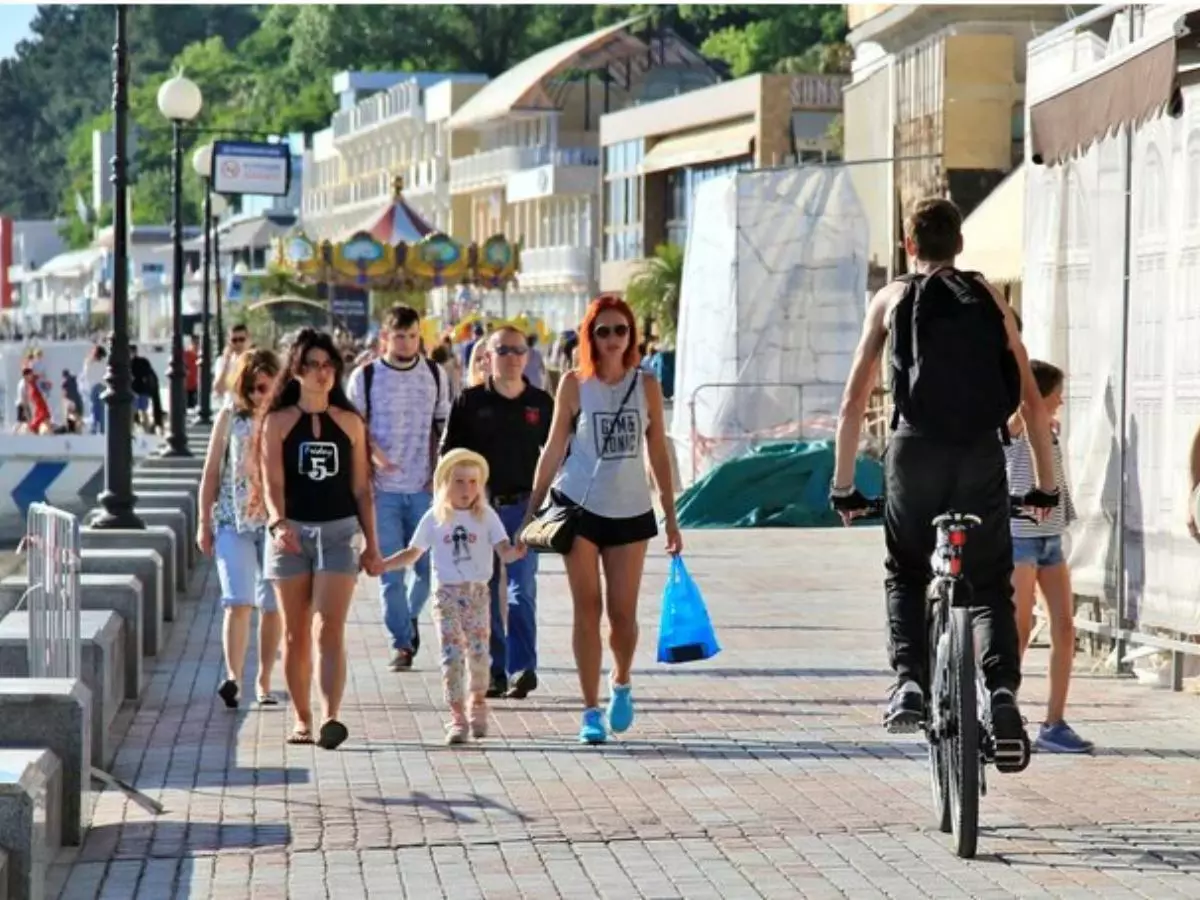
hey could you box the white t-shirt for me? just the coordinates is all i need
[411,506,508,585]
[346,358,450,494]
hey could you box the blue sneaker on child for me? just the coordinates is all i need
[607,680,635,734]
[579,708,607,745]
[1036,721,1094,754]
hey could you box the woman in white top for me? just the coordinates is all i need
[525,295,682,745]
[81,344,107,434]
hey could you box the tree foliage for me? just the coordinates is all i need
[0,4,847,248]
[625,243,685,342]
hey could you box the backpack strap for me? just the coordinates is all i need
[888,275,926,430]
[362,360,375,422]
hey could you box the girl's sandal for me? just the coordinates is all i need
[286,728,313,745]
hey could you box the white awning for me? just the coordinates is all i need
[446,18,647,131]
[34,247,106,280]
[956,164,1025,284]
[639,120,756,175]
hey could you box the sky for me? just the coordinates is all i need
[0,5,36,61]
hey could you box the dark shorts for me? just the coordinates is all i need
[552,490,658,549]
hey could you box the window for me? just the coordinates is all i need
[662,157,753,251]
[602,139,645,261]
[1188,132,1200,228]
[1137,144,1166,236]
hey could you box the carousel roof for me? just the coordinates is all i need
[361,190,435,245]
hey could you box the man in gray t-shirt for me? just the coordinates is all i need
[346,305,450,671]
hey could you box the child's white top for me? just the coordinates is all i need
[411,506,508,584]
[1004,428,1076,538]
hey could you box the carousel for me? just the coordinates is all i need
[275,176,530,341]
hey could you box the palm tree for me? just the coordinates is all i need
[625,242,684,342]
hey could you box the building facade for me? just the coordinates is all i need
[301,71,488,241]
[598,72,847,294]
[843,3,1074,288]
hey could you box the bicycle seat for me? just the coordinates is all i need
[932,512,982,528]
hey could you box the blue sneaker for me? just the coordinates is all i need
[1036,721,1094,754]
[579,708,607,745]
[607,680,635,734]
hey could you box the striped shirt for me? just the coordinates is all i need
[1004,428,1076,538]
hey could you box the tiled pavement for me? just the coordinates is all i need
[49,528,1200,899]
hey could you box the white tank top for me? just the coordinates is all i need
[553,369,652,519]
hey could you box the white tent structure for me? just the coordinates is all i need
[670,167,868,483]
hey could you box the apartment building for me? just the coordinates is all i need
[445,19,718,331]
[598,72,847,294]
[301,71,488,241]
[843,3,1074,288]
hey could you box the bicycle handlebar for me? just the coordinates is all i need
[847,496,1045,525]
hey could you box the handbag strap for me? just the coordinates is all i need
[578,370,640,509]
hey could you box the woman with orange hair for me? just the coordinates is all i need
[523,295,682,745]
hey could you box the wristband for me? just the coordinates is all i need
[829,483,855,498]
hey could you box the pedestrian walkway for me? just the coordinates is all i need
[50,528,1200,899]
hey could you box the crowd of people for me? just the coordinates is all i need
[197,297,680,750]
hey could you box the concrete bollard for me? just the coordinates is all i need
[79,549,163,657]
[129,508,193,573]
[0,611,126,769]
[136,455,206,475]
[79,527,179,619]
[0,678,91,846]
[133,492,197,537]
[0,575,143,701]
[0,748,63,900]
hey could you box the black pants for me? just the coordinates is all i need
[884,428,1020,694]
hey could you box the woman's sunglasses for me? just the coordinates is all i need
[593,323,629,340]
[494,345,528,357]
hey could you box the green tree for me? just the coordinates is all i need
[625,243,684,342]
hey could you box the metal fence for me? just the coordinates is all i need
[19,502,81,679]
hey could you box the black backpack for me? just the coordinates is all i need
[889,268,1021,443]
[361,357,442,423]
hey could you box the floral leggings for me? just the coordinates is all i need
[432,582,490,706]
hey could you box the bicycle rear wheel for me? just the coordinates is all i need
[927,597,951,834]
[948,605,979,859]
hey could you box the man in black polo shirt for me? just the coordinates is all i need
[441,325,553,698]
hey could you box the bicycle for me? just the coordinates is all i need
[845,492,1050,859]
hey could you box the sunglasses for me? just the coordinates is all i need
[494,345,528,357]
[301,358,335,373]
[593,323,629,340]
[229,335,247,345]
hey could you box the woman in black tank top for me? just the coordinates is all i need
[250,329,382,750]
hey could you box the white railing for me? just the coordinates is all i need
[20,503,81,679]
[333,81,425,140]
[519,245,594,286]
[450,145,601,191]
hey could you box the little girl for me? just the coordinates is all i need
[384,448,525,744]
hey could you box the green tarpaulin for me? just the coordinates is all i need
[677,440,883,528]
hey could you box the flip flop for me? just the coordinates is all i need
[317,719,348,750]
[286,728,313,745]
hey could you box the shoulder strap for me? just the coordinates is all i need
[425,357,441,393]
[362,361,375,422]
[578,371,640,508]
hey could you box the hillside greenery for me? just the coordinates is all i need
[0,5,848,249]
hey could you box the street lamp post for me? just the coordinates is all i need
[156,73,202,456]
[192,142,214,424]
[211,192,228,354]
[94,3,142,530]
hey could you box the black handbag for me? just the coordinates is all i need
[521,372,640,554]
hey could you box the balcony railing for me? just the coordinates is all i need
[519,245,595,286]
[303,159,447,216]
[450,144,601,191]
[333,81,424,140]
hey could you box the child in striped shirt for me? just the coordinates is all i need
[1004,360,1092,754]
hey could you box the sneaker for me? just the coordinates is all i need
[411,618,421,657]
[578,707,607,745]
[506,670,538,699]
[469,703,489,740]
[217,678,239,709]
[607,679,635,734]
[445,718,469,745]
[990,688,1032,773]
[389,649,413,672]
[1036,720,1094,754]
[485,674,507,699]
[883,681,924,734]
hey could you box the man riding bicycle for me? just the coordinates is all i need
[829,197,1058,771]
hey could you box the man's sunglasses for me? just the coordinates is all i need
[229,335,247,345]
[494,345,528,357]
[593,323,629,340]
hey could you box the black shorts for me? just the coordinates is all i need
[552,490,658,549]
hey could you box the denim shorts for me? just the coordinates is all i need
[1012,534,1065,568]
[263,516,362,581]
[214,526,276,611]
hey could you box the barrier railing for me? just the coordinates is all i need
[687,382,809,483]
[19,502,81,679]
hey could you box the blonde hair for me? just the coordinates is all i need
[467,340,489,388]
[433,448,490,524]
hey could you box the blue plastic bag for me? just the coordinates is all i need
[656,556,721,664]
